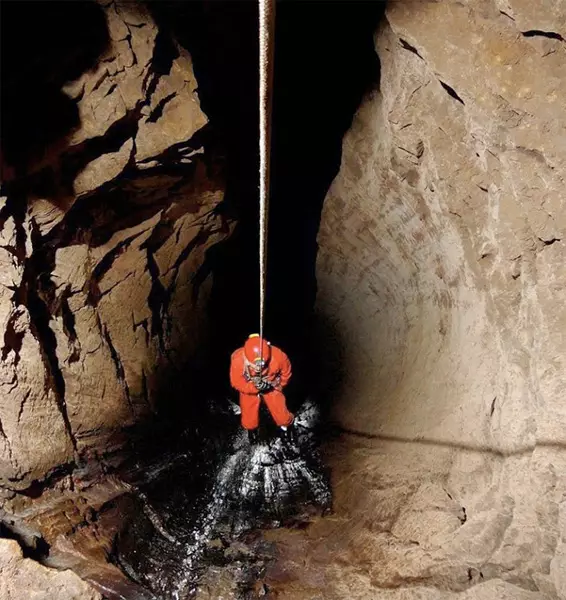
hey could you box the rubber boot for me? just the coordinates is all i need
[247,428,260,445]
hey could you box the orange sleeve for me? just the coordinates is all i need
[273,347,292,388]
[230,349,258,394]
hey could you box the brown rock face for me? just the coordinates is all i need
[0,0,229,489]
[2,1,566,599]
[0,538,102,600]
[306,1,566,598]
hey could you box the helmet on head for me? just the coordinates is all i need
[244,334,271,367]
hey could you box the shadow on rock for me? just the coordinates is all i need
[0,0,110,180]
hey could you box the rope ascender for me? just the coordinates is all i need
[258,0,275,357]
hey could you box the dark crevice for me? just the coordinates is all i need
[17,390,31,425]
[102,325,134,416]
[140,369,152,411]
[440,80,465,105]
[2,194,78,457]
[522,30,565,42]
[399,38,424,60]
[99,272,135,300]
[44,179,155,249]
[57,288,81,364]
[105,82,118,97]
[1,308,25,366]
[125,21,148,30]
[538,236,561,246]
[2,108,142,239]
[6,207,79,454]
[135,124,210,167]
[143,218,176,255]
[124,33,138,68]
[142,27,180,100]
[58,291,78,343]
[0,201,10,236]
[146,92,177,123]
[3,12,190,221]
[9,462,76,496]
[25,279,78,453]
[0,522,51,561]
[135,319,150,348]
[144,246,169,353]
[170,228,212,289]
[86,232,147,306]
[0,417,15,466]
[91,69,110,94]
[57,105,142,193]
[43,144,210,254]
[2,193,28,264]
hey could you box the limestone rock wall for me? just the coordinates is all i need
[0,538,102,600]
[0,1,229,490]
[313,1,566,598]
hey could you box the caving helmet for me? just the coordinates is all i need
[244,333,271,369]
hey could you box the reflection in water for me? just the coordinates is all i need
[115,399,331,599]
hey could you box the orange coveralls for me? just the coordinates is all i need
[229,345,294,430]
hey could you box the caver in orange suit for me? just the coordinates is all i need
[230,334,294,431]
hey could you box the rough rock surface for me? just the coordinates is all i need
[309,0,566,599]
[2,0,566,599]
[0,0,229,489]
[0,538,102,600]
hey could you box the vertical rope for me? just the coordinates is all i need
[258,0,275,353]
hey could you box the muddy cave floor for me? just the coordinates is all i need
[3,397,336,600]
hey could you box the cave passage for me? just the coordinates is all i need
[3,1,565,598]
[149,0,384,409]
[108,2,385,595]
[0,1,384,598]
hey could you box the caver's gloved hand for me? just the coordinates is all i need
[253,376,272,393]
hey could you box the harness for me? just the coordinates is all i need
[242,356,281,389]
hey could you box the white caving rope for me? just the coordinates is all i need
[258,0,275,357]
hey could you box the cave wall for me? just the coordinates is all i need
[1,0,565,597]
[0,538,102,600]
[0,0,229,490]
[313,0,566,598]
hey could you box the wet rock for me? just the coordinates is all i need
[108,400,328,599]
